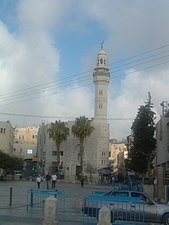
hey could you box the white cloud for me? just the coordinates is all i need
[108,67,169,140]
[1,0,169,141]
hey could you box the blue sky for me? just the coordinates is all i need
[1,0,169,140]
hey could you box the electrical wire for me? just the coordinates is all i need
[0,43,169,106]
[0,111,134,121]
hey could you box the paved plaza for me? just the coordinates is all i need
[0,180,111,225]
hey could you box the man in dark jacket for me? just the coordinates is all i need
[46,172,51,189]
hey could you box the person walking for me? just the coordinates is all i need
[51,173,57,189]
[36,175,41,189]
[45,172,51,189]
[80,175,84,187]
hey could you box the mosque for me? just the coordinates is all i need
[37,44,110,182]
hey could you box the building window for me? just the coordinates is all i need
[60,151,63,156]
[52,151,57,156]
[27,149,33,154]
[99,89,103,95]
[99,103,102,109]
[0,128,3,133]
[52,161,57,172]
[32,135,37,139]
[19,135,24,140]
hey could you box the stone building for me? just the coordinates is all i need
[13,126,39,176]
[13,127,38,158]
[155,102,169,201]
[0,121,14,155]
[109,139,127,173]
[37,45,110,182]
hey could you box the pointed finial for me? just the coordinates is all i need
[101,41,104,50]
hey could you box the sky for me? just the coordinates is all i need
[0,0,169,140]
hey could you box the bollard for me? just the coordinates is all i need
[9,187,12,206]
[30,189,33,207]
[97,206,112,225]
[42,195,58,225]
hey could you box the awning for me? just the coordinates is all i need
[98,167,112,175]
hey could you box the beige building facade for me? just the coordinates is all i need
[13,126,39,159]
[109,139,127,173]
[0,121,14,155]
[155,105,169,201]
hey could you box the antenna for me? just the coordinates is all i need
[101,41,104,50]
[160,101,168,116]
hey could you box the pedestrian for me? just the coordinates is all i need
[80,175,84,187]
[112,176,115,186]
[36,175,41,189]
[45,172,51,189]
[51,173,57,189]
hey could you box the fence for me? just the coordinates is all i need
[82,194,145,225]
[26,189,65,212]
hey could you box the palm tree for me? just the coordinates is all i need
[71,116,95,178]
[48,120,69,173]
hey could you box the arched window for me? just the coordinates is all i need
[99,89,103,95]
[99,103,102,109]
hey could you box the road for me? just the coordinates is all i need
[0,180,111,225]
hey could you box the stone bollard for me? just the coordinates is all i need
[97,206,112,225]
[42,195,58,225]
[74,198,82,211]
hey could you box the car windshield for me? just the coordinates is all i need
[131,192,154,205]
[14,171,22,175]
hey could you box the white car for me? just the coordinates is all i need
[83,190,169,225]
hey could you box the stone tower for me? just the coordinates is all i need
[86,44,110,170]
[37,44,111,181]
[93,43,110,123]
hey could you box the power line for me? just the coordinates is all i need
[0,43,169,105]
[2,43,169,98]
[1,58,169,106]
[108,43,169,66]
[110,51,169,73]
[0,111,134,121]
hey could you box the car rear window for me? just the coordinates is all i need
[112,192,129,196]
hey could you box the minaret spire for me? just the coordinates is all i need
[93,44,110,122]
[101,40,104,50]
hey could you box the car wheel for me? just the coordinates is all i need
[163,214,169,225]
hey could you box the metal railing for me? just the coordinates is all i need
[26,189,65,212]
[82,194,145,225]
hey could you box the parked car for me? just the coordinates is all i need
[83,190,169,225]
[14,170,23,178]
[14,170,22,176]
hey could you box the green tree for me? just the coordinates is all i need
[0,150,23,174]
[48,120,70,172]
[6,156,23,174]
[85,162,96,183]
[71,116,95,178]
[129,93,156,176]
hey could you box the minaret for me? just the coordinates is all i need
[93,42,110,123]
